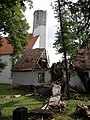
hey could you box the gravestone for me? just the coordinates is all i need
[12,107,28,120]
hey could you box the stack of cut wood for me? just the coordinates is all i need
[74,103,90,119]
[42,84,66,112]
[27,84,66,119]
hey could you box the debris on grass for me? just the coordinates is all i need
[74,103,90,119]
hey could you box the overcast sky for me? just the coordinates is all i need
[25,0,77,66]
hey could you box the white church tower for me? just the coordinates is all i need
[33,10,46,48]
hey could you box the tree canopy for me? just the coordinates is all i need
[0,0,33,60]
[53,0,90,61]
[53,0,90,98]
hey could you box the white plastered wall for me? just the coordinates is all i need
[12,69,51,85]
[69,71,85,92]
[0,55,12,84]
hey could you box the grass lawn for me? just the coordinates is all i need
[0,84,43,120]
[0,84,90,120]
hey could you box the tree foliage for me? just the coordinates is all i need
[0,0,33,72]
[0,0,33,60]
[69,0,90,47]
[53,0,77,61]
[53,0,90,61]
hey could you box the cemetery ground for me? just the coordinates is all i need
[0,84,90,120]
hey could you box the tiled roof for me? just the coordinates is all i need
[26,34,39,50]
[0,34,38,55]
[12,48,46,71]
[0,37,13,55]
[74,45,90,69]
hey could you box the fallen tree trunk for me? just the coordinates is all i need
[28,109,54,120]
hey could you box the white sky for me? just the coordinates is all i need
[25,0,77,66]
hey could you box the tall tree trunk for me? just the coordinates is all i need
[58,0,70,99]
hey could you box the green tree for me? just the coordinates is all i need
[53,0,78,61]
[53,0,90,61]
[69,0,90,47]
[0,0,33,71]
[53,0,74,99]
[0,0,33,59]
[53,0,90,95]
[53,0,90,98]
